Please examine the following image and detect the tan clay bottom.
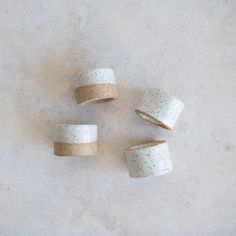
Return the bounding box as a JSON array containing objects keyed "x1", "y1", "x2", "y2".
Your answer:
[
  {"x1": 54, "y1": 142, "x2": 97, "y2": 156},
  {"x1": 75, "y1": 84, "x2": 119, "y2": 105}
]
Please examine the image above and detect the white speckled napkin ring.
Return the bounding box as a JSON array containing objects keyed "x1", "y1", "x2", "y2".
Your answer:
[
  {"x1": 74, "y1": 68, "x2": 119, "y2": 105},
  {"x1": 135, "y1": 88, "x2": 184, "y2": 130},
  {"x1": 124, "y1": 141, "x2": 172, "y2": 178},
  {"x1": 54, "y1": 124, "x2": 97, "y2": 156}
]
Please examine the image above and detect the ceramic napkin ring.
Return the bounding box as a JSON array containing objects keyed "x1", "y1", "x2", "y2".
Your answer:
[
  {"x1": 124, "y1": 141, "x2": 172, "y2": 178},
  {"x1": 135, "y1": 88, "x2": 184, "y2": 130},
  {"x1": 54, "y1": 124, "x2": 97, "y2": 156},
  {"x1": 73, "y1": 68, "x2": 119, "y2": 105}
]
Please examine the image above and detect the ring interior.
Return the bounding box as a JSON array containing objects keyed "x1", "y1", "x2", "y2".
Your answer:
[
  {"x1": 79, "y1": 97, "x2": 116, "y2": 105},
  {"x1": 135, "y1": 109, "x2": 171, "y2": 130},
  {"x1": 128, "y1": 141, "x2": 166, "y2": 150}
]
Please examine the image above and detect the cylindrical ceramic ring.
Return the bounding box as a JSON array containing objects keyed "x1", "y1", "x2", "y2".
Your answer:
[
  {"x1": 53, "y1": 124, "x2": 97, "y2": 156},
  {"x1": 135, "y1": 88, "x2": 184, "y2": 130},
  {"x1": 124, "y1": 141, "x2": 172, "y2": 178},
  {"x1": 74, "y1": 68, "x2": 119, "y2": 105}
]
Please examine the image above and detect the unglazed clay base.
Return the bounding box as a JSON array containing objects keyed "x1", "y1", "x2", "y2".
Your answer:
[
  {"x1": 54, "y1": 142, "x2": 97, "y2": 156},
  {"x1": 135, "y1": 88, "x2": 184, "y2": 130},
  {"x1": 75, "y1": 84, "x2": 119, "y2": 105},
  {"x1": 124, "y1": 141, "x2": 173, "y2": 178},
  {"x1": 73, "y1": 68, "x2": 119, "y2": 105},
  {"x1": 53, "y1": 124, "x2": 97, "y2": 157}
]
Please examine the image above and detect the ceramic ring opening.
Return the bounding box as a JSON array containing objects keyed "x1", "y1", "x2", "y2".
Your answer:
[
  {"x1": 135, "y1": 88, "x2": 184, "y2": 130},
  {"x1": 135, "y1": 109, "x2": 172, "y2": 130}
]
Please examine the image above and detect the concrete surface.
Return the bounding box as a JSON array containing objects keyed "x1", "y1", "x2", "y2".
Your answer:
[{"x1": 0, "y1": 0, "x2": 236, "y2": 235}]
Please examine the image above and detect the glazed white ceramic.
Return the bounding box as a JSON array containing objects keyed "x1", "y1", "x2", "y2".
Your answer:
[
  {"x1": 74, "y1": 68, "x2": 116, "y2": 88},
  {"x1": 54, "y1": 124, "x2": 97, "y2": 144},
  {"x1": 135, "y1": 88, "x2": 184, "y2": 130},
  {"x1": 124, "y1": 141, "x2": 172, "y2": 178}
]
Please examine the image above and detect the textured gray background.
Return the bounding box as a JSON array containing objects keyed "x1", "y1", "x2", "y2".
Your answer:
[{"x1": 0, "y1": 1, "x2": 236, "y2": 235}]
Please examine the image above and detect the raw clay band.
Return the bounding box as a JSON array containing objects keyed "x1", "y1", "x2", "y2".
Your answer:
[
  {"x1": 75, "y1": 84, "x2": 119, "y2": 105},
  {"x1": 54, "y1": 142, "x2": 97, "y2": 156}
]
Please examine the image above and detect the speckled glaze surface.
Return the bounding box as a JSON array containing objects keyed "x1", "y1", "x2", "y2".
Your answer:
[
  {"x1": 74, "y1": 68, "x2": 116, "y2": 88},
  {"x1": 124, "y1": 141, "x2": 172, "y2": 178},
  {"x1": 135, "y1": 88, "x2": 184, "y2": 130},
  {"x1": 53, "y1": 124, "x2": 97, "y2": 144}
]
